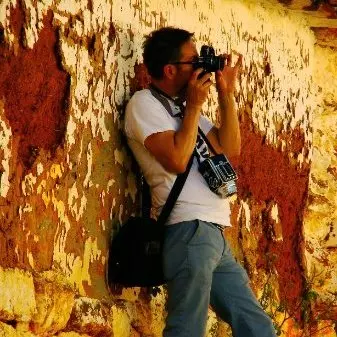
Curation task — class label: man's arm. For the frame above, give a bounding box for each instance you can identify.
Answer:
[144,69,212,173]
[206,53,242,159]
[206,93,241,158]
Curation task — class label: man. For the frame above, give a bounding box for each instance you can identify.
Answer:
[124,27,276,337]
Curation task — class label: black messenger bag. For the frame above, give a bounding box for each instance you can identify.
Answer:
[107,155,193,288]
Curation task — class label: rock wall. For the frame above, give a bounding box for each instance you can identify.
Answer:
[0,0,336,336]
[303,28,337,327]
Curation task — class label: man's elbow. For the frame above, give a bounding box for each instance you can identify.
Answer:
[232,144,241,156]
[222,141,241,158]
[231,138,241,157]
[225,148,240,158]
[166,159,188,174]
[161,154,189,174]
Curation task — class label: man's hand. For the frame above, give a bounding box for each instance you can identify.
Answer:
[186,68,213,110]
[215,53,243,94]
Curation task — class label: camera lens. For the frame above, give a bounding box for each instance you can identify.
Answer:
[198,45,224,72]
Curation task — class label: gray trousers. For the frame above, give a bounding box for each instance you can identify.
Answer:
[162,219,276,337]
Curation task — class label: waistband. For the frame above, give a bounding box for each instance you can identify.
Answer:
[165,219,226,231]
[210,222,225,231]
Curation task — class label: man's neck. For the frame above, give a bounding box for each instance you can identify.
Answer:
[150,80,179,99]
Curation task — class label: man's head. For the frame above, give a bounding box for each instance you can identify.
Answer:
[143,27,198,95]
[143,27,196,78]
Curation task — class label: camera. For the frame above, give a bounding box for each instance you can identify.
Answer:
[193,45,225,73]
[198,154,237,198]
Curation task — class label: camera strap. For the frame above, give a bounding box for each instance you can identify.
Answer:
[197,126,216,154]
[149,84,184,118]
[149,85,212,165]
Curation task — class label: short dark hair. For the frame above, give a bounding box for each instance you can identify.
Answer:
[143,27,194,79]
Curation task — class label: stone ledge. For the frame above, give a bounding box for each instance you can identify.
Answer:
[0,267,162,337]
[0,267,36,322]
[64,297,112,337]
[30,273,75,335]
[0,322,94,337]
[0,321,36,337]
[57,332,93,337]
[111,302,131,337]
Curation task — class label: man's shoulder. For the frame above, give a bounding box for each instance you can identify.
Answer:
[125,88,162,129]
[128,88,155,105]
[126,88,165,119]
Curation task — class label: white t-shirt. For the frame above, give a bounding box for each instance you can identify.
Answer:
[124,89,231,227]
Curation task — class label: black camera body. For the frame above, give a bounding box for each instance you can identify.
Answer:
[198,154,237,198]
[193,45,225,73]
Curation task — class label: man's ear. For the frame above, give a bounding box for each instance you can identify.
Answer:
[163,64,177,80]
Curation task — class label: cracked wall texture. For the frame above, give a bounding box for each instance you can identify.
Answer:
[0,0,336,336]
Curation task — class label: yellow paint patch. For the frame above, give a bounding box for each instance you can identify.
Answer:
[50,164,64,179]
[111,304,131,337]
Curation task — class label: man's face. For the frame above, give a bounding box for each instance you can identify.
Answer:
[173,39,198,96]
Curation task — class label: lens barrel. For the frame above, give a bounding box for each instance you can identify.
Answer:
[195,45,224,72]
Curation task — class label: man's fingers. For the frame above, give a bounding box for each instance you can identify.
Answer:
[191,68,205,81]
[227,54,232,66]
[220,52,243,69]
[199,72,212,84]
[234,54,243,69]
[204,80,213,89]
[221,53,232,66]
[191,69,212,84]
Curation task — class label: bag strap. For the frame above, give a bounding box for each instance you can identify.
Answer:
[141,177,152,219]
[156,153,194,226]
[139,85,195,226]
[141,153,194,225]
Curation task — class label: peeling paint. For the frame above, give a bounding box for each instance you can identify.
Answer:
[114,148,124,166]
[36,163,44,176]
[22,173,37,196]
[18,203,33,220]
[83,142,93,189]
[27,251,35,269]
[68,182,88,222]
[271,203,279,223]
[50,164,63,180]
[0,106,12,198]
[0,7,69,170]
[0,0,336,335]
[238,199,251,232]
